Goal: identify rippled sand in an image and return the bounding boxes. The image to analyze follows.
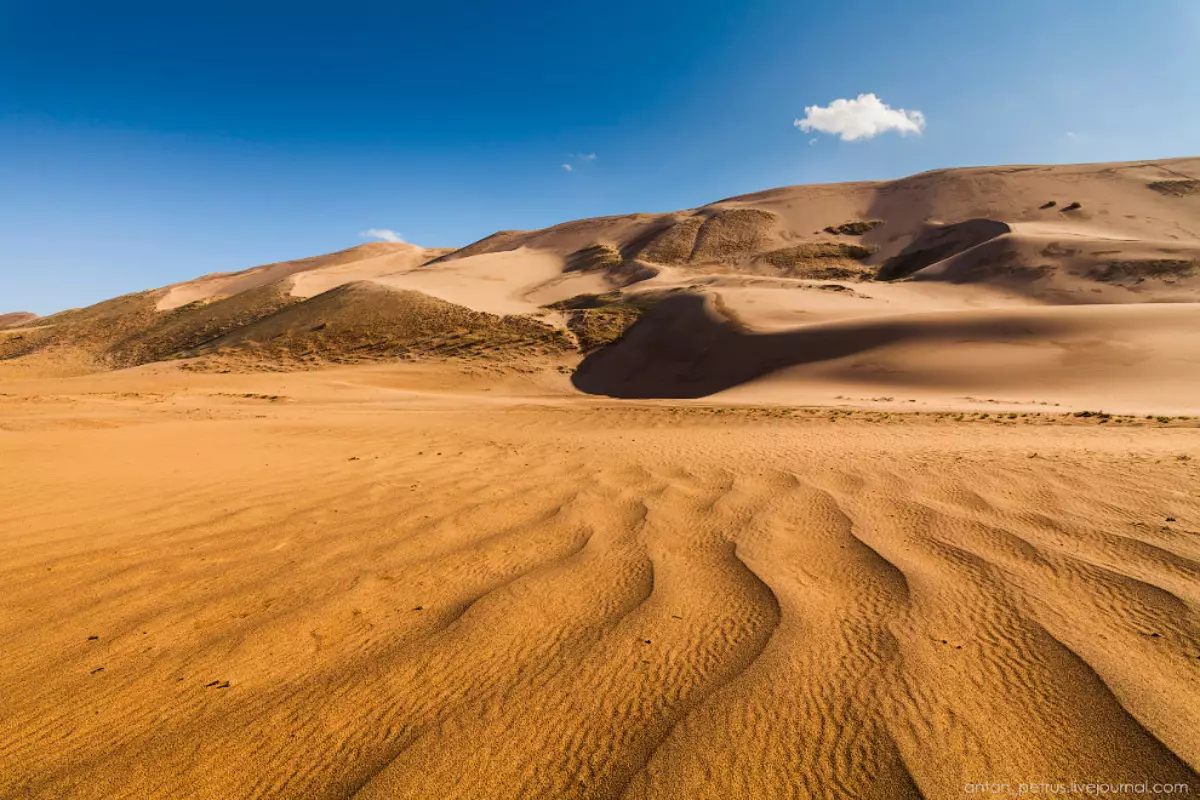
[1,368,1198,798]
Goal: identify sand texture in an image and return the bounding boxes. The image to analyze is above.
[0,369,1198,798]
[2,157,1199,797]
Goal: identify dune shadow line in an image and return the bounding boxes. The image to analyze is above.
[570,293,1059,399]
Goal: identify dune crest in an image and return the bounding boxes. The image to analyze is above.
[4,157,1199,405]
[0,312,38,329]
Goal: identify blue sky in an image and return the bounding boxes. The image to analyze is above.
[2,0,1198,315]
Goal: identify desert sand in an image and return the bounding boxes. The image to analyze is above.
[2,158,1199,797]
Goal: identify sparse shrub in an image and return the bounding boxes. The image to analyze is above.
[690,208,779,263]
[1087,259,1196,283]
[824,220,882,236]
[757,242,874,279]
[547,292,661,352]
[1147,179,1200,197]
[636,217,702,264]
[565,244,623,273]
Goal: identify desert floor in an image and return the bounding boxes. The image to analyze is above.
[1,364,1198,798]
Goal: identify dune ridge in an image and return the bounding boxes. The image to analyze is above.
[3,156,1198,411]
[0,312,38,329]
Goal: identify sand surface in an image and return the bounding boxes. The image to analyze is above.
[1,365,1198,798]
[3,157,1199,796]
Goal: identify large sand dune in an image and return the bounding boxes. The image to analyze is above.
[571,294,1200,412]
[4,157,1198,408]
[2,158,1199,797]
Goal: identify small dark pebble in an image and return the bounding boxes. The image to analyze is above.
[1151,633,1161,638]
[413,606,423,611]
[205,680,231,689]
[1166,517,1176,522]
[348,457,360,461]
[90,667,105,675]
[87,635,99,641]
[644,639,652,644]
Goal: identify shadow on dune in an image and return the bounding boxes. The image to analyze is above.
[875,219,1012,281]
[571,293,1064,399]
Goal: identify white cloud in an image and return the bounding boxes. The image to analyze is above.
[360,228,405,243]
[795,93,925,141]
[808,138,818,146]
[563,152,597,170]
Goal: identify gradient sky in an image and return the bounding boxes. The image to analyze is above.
[2,0,1198,315]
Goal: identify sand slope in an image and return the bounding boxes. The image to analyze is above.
[183,281,572,369]
[0,312,38,329]
[571,293,1200,413]
[4,157,1198,411]
[4,160,1200,793]
[0,368,1197,798]
[155,243,450,311]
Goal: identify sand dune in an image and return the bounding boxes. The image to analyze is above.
[155,243,443,311]
[572,294,1200,412]
[373,247,570,316]
[184,281,571,369]
[6,157,1199,398]
[288,245,454,299]
[0,312,37,329]
[2,157,1200,797]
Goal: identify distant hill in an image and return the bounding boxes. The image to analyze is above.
[0,312,37,329]
[3,157,1198,395]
